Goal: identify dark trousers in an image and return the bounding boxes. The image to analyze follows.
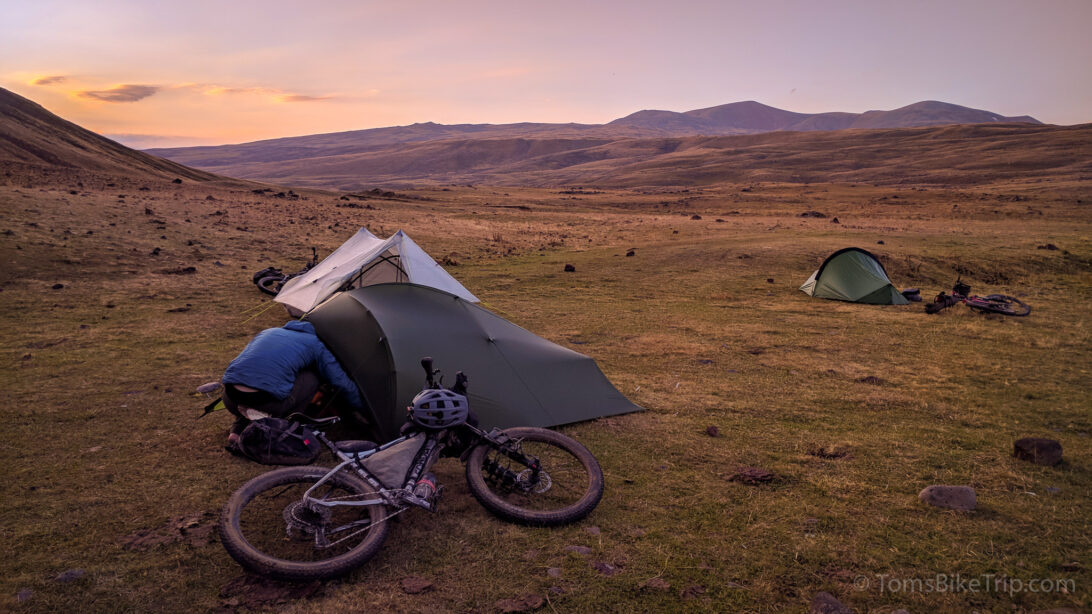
[223,370,320,434]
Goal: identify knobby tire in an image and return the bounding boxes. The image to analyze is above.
[465,427,604,526]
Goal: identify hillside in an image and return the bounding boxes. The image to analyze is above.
[0,87,220,183]
[146,99,1045,188]
[149,122,1091,190]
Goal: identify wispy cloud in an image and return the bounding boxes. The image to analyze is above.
[77,84,160,102]
[279,94,333,102]
[32,75,68,86]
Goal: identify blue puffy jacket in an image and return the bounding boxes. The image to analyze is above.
[222,321,363,409]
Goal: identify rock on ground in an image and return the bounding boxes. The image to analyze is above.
[809,591,852,614]
[1014,438,1063,466]
[919,485,977,511]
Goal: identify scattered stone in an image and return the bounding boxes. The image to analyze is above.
[16,588,32,602]
[1013,438,1063,466]
[563,545,592,556]
[1045,486,1061,495]
[400,576,433,594]
[167,306,191,313]
[495,593,544,613]
[161,266,197,275]
[747,348,765,355]
[547,567,562,578]
[144,207,154,215]
[690,214,702,220]
[548,586,565,595]
[563,264,576,272]
[591,561,621,576]
[876,240,885,245]
[196,381,221,394]
[766,278,774,283]
[798,211,827,218]
[856,375,885,385]
[172,178,182,184]
[1036,244,1060,251]
[1029,609,1082,614]
[697,358,714,364]
[641,577,670,591]
[151,247,161,256]
[54,569,85,583]
[584,526,601,536]
[727,466,777,484]
[51,283,64,290]
[625,249,635,257]
[830,217,840,224]
[810,591,852,614]
[919,485,977,511]
[679,584,706,600]
[705,425,720,437]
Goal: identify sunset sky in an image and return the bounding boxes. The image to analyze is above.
[3,0,1090,148]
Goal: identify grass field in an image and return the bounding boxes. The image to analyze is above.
[1,173,1089,613]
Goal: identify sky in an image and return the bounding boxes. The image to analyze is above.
[2,0,1090,148]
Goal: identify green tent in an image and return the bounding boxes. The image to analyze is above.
[306,283,641,441]
[800,247,909,305]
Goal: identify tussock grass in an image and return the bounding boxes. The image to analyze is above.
[1,176,1089,612]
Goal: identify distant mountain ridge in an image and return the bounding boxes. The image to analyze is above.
[609,100,1040,134]
[5,87,1078,192]
[144,99,1042,175]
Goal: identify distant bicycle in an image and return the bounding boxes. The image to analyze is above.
[926,278,1031,316]
[252,247,318,296]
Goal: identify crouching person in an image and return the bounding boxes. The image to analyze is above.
[221,320,362,446]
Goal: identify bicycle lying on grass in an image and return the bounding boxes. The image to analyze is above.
[925,278,1031,317]
[218,357,604,581]
[252,247,318,296]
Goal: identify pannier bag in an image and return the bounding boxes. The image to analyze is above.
[235,418,321,465]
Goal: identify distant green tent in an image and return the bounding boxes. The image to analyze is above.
[800,247,909,305]
[307,283,641,441]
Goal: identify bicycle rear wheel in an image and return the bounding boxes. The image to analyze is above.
[970,294,1031,317]
[219,466,389,581]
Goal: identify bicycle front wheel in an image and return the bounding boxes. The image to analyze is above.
[219,466,389,581]
[465,427,604,527]
[972,294,1031,317]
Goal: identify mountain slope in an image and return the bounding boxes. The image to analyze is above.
[0,87,219,181]
[148,99,1044,187]
[172,122,1088,190]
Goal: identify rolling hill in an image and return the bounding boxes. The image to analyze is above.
[144,99,1059,189]
[0,87,220,183]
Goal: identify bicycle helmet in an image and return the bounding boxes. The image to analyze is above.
[408,388,469,429]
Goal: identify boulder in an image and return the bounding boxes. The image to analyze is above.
[809,591,852,614]
[1013,438,1062,466]
[919,485,977,511]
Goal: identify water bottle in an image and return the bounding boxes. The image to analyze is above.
[413,473,438,505]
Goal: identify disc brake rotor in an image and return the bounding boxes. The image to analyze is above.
[516,468,552,493]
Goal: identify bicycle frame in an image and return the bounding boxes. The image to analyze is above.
[299,420,538,515]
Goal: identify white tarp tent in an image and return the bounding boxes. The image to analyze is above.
[275,228,478,314]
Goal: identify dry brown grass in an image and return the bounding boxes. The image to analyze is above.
[1,169,1089,612]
